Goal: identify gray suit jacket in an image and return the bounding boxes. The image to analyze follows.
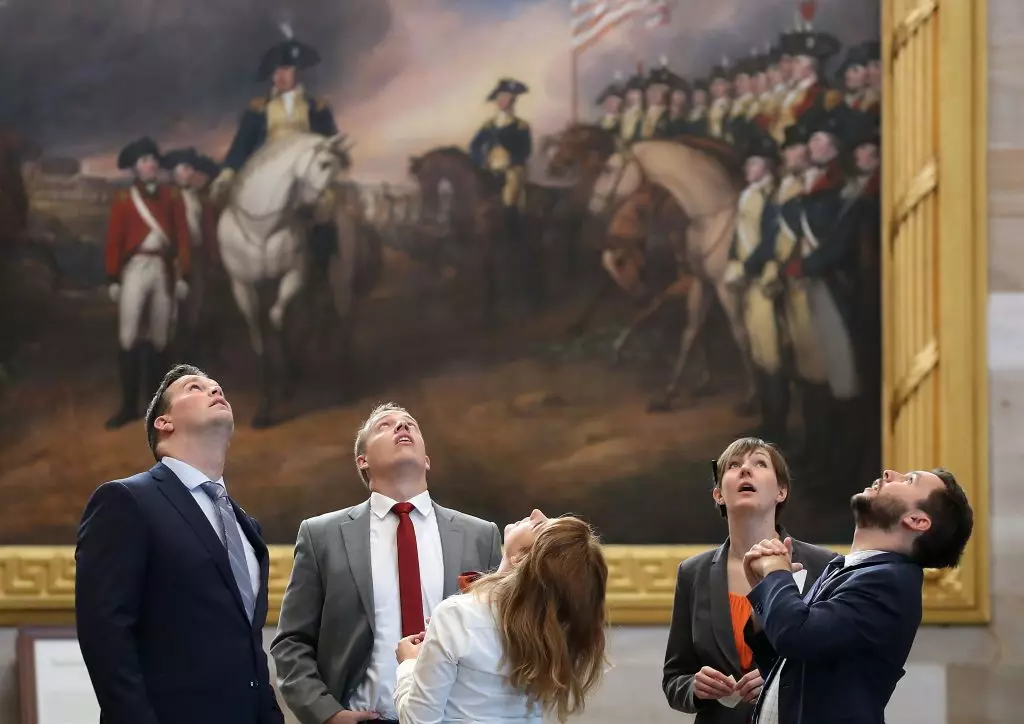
[662,534,836,724]
[271,500,503,724]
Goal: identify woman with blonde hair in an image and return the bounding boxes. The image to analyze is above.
[393,511,608,723]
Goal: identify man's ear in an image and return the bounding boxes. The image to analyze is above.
[424,454,431,472]
[356,454,369,471]
[154,415,173,434]
[904,510,932,534]
[712,486,725,507]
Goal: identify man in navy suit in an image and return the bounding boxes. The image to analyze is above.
[742,468,974,724]
[75,364,285,724]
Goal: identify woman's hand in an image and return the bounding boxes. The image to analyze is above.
[395,633,425,663]
[736,670,764,703]
[693,666,736,700]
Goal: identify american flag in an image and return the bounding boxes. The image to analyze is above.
[570,0,671,52]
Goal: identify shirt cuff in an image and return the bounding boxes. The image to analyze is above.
[396,657,417,681]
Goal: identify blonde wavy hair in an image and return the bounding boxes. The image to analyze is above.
[470,516,608,722]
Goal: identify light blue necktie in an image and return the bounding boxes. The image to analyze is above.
[201,481,256,621]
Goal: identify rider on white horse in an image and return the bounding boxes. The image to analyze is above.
[211,27,340,263]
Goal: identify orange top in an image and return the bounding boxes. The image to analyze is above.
[728,593,754,671]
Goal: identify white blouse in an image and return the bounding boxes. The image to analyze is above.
[394,593,544,724]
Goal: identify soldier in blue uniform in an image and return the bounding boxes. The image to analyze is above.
[469,78,541,307]
[211,32,340,264]
[595,75,626,136]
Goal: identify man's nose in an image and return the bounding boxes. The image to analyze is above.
[881,469,900,484]
[396,420,409,431]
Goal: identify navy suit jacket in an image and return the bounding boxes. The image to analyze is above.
[75,462,285,724]
[745,552,924,724]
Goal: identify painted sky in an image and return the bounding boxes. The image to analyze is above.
[0,0,879,183]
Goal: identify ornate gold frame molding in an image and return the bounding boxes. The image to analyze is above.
[0,0,989,627]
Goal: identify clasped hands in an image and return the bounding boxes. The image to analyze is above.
[694,667,763,704]
[742,536,804,588]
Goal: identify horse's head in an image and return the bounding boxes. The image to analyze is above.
[408,147,478,221]
[296,133,354,204]
[546,123,616,179]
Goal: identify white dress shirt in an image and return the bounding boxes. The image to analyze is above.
[394,593,544,724]
[349,491,445,720]
[160,456,260,598]
[757,551,887,724]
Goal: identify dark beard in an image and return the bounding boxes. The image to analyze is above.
[850,493,907,530]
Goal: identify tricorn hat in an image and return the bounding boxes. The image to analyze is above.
[781,122,810,149]
[486,78,528,101]
[742,131,779,162]
[195,154,221,178]
[781,31,842,60]
[160,147,201,171]
[595,73,626,105]
[117,136,161,170]
[258,35,321,81]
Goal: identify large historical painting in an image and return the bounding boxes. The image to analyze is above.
[0,0,881,546]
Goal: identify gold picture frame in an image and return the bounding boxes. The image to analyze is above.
[0,0,990,627]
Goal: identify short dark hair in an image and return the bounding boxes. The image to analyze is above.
[145,363,206,461]
[714,437,791,519]
[911,468,974,569]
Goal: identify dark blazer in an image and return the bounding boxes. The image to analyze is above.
[75,462,284,724]
[745,552,924,724]
[271,499,503,724]
[663,535,835,724]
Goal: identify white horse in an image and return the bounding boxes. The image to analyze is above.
[589,140,754,411]
[218,131,353,427]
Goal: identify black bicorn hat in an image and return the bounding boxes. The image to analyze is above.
[160,146,202,171]
[486,78,528,101]
[595,73,626,105]
[742,130,779,162]
[781,121,811,149]
[805,107,847,143]
[117,136,161,170]
[838,44,872,75]
[780,30,842,60]
[848,113,881,149]
[709,58,731,83]
[194,154,222,178]
[258,27,321,81]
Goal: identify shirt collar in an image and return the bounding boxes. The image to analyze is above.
[845,549,886,567]
[161,456,225,492]
[369,489,433,520]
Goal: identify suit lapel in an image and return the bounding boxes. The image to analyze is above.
[709,542,743,675]
[340,502,375,634]
[151,463,250,622]
[434,503,464,598]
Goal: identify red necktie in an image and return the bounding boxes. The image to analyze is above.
[392,502,425,637]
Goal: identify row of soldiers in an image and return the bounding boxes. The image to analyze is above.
[593,26,883,479]
[594,33,880,151]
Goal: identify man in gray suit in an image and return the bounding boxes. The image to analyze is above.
[271,402,503,724]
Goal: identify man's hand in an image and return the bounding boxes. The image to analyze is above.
[108,283,121,303]
[743,537,804,588]
[395,632,425,663]
[325,711,381,723]
[735,670,764,703]
[693,666,737,700]
[210,169,235,203]
[174,279,189,301]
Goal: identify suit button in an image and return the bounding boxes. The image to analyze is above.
[250,680,258,688]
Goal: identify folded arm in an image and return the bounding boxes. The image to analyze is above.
[74,482,159,724]
[662,564,712,714]
[747,567,915,661]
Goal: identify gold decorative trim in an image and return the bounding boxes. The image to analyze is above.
[892,0,939,54]
[890,338,940,424]
[891,160,938,234]
[0,545,981,626]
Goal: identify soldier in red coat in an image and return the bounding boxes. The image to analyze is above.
[104,137,191,429]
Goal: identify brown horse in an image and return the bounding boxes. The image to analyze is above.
[408,146,507,323]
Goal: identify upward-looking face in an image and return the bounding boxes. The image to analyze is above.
[851,469,945,531]
[714,447,787,517]
[273,65,298,94]
[356,409,430,484]
[154,374,234,440]
[504,508,550,563]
